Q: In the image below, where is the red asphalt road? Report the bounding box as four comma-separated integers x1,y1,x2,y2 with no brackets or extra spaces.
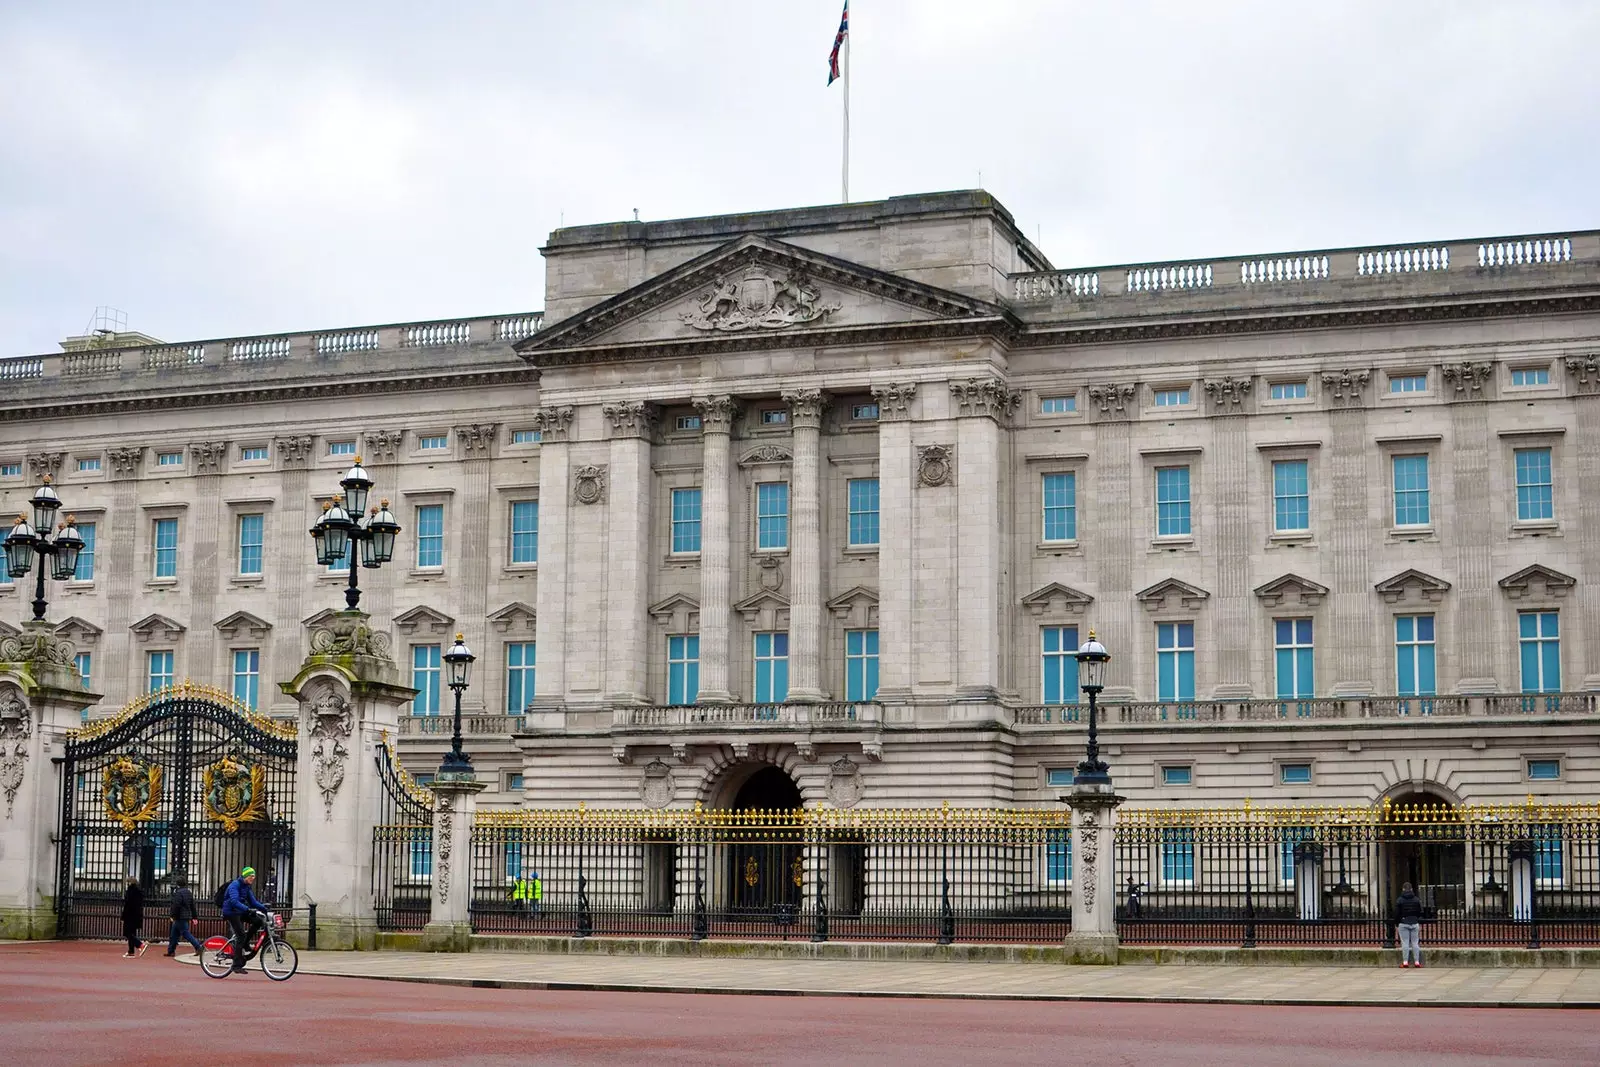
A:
3,942,1598,1067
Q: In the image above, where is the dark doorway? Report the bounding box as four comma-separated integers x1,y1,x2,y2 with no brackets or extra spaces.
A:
725,766,803,921
1382,791,1467,916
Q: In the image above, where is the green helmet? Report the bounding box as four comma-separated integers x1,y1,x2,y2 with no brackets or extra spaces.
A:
241,866,256,877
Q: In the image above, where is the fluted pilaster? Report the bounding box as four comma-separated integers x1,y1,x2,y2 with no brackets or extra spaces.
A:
783,389,827,701
694,395,738,703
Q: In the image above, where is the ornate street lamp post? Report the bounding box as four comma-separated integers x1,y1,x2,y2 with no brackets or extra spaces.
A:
1073,631,1111,786
308,458,400,610
3,476,87,622
439,633,476,776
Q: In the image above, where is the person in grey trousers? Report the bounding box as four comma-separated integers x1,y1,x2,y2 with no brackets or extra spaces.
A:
1394,881,1424,968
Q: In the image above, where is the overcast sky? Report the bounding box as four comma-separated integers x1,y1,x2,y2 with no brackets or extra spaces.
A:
2,1,1596,356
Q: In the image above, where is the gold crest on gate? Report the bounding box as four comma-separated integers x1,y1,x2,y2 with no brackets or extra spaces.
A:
103,755,163,832
203,754,267,833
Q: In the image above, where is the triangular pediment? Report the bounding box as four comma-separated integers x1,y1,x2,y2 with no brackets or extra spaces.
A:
0,620,19,639
826,585,879,625
647,593,700,619
215,611,272,640
488,601,538,633
130,613,186,641
1253,573,1330,608
302,608,340,630
54,616,104,645
394,604,455,636
1375,568,1451,604
826,586,879,612
734,588,791,613
517,236,1010,364
1020,582,1094,617
1136,577,1211,612
1497,563,1576,600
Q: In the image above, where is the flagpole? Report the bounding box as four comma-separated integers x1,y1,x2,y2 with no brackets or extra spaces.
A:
841,34,850,203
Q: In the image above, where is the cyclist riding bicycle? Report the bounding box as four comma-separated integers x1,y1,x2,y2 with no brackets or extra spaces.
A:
221,866,270,973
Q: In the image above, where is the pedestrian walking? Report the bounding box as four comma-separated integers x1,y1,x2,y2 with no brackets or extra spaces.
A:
1394,881,1424,968
121,878,149,958
163,879,204,957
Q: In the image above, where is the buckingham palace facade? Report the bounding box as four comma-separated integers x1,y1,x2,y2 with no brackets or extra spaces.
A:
3,191,1597,815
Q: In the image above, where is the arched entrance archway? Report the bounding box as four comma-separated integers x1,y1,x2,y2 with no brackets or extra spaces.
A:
1381,787,1467,919
710,763,804,921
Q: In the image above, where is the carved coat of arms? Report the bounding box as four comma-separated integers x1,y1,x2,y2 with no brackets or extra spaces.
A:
680,266,841,332
104,755,163,832
203,754,267,833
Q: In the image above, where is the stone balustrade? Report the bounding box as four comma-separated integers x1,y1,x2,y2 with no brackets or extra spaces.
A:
0,311,544,381
1010,229,1590,304
1011,693,1595,730
611,702,881,729
397,713,528,736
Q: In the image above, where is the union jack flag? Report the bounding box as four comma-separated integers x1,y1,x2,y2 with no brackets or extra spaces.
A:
827,1,849,85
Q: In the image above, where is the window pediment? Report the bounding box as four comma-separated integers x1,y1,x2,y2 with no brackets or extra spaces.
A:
1136,577,1210,612
1253,573,1329,608
215,611,272,641
826,585,879,627
1497,563,1575,601
55,616,104,646
648,593,700,632
394,605,455,636
488,602,538,634
1374,568,1451,604
1020,582,1094,617
130,613,186,642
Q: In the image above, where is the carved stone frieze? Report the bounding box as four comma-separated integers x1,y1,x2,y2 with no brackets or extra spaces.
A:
308,611,394,663
276,435,315,466
434,796,453,905
602,401,657,439
826,756,862,808
1320,369,1371,405
679,265,840,332
189,441,228,474
1087,384,1137,418
1565,354,1600,393
948,377,1021,421
870,382,917,422
572,465,608,505
363,429,405,462
916,444,953,488
1441,361,1495,398
1203,376,1253,411
0,687,30,816
27,452,64,478
640,759,674,809
306,688,354,818
531,407,575,443
455,423,499,458
740,444,792,466
0,625,77,667
691,395,740,434
1079,823,1100,911
781,389,826,429
107,446,145,478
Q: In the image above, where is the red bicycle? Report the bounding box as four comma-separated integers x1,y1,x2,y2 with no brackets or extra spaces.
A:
200,911,299,981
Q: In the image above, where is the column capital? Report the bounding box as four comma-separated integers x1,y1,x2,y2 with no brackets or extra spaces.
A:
363,429,405,463
453,423,500,458
692,394,740,434
781,389,826,430
871,382,918,422
1565,354,1600,395
531,406,575,442
188,440,228,474
602,400,658,439
276,435,315,467
948,376,1021,421
106,446,144,480
1319,368,1371,406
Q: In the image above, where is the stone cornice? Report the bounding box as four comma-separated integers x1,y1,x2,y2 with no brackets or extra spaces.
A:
0,367,543,425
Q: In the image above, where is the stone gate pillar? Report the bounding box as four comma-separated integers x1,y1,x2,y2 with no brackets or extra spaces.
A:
423,774,486,951
280,610,415,949
0,623,101,939
1063,781,1124,964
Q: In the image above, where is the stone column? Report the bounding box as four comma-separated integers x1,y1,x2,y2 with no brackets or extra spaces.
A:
1444,366,1496,691
272,436,315,705
1322,371,1377,695
187,441,228,685
423,775,485,951
280,611,416,949
0,624,101,939
1063,781,1124,964
529,407,574,708
602,402,655,704
1204,379,1252,698
454,424,499,713
871,384,917,702
1085,386,1137,701
694,396,739,703
783,389,827,702
949,377,1019,701
1564,357,1600,688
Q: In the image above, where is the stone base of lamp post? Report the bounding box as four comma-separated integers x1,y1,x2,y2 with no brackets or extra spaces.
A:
281,610,417,950
1062,781,1125,965
0,623,101,940
423,773,485,952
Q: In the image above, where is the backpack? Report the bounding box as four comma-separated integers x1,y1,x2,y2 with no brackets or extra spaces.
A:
213,880,232,911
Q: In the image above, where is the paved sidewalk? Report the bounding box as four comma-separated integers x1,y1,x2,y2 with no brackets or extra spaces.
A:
186,949,1600,1007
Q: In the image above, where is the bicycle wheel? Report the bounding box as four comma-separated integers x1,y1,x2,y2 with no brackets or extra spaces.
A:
257,938,299,981
200,943,236,979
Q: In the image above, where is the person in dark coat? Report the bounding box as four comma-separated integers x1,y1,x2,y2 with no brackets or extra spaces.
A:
121,878,149,958
163,880,204,957
1394,881,1424,968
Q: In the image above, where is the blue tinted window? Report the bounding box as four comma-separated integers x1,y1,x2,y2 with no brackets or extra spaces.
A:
1274,618,1314,699
1280,763,1313,785
1042,473,1076,541
756,482,789,550
153,519,178,578
1156,467,1191,537
1046,829,1072,883
847,479,879,547
1518,611,1560,693
668,635,700,705
1514,448,1553,522
73,522,96,580
231,649,260,710
1393,455,1430,526
1161,765,1193,786
416,504,444,568
1269,382,1307,400
1041,626,1079,705
753,631,789,702
412,644,441,715
1272,460,1309,532
1527,759,1560,781
1157,622,1195,702
845,629,879,701
506,642,536,712
237,514,263,576
1395,615,1436,696
671,489,702,553
510,501,539,564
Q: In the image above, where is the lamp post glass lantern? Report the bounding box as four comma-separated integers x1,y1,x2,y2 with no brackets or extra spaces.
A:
1074,630,1111,785
439,633,476,775
307,458,400,610
2,476,89,622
